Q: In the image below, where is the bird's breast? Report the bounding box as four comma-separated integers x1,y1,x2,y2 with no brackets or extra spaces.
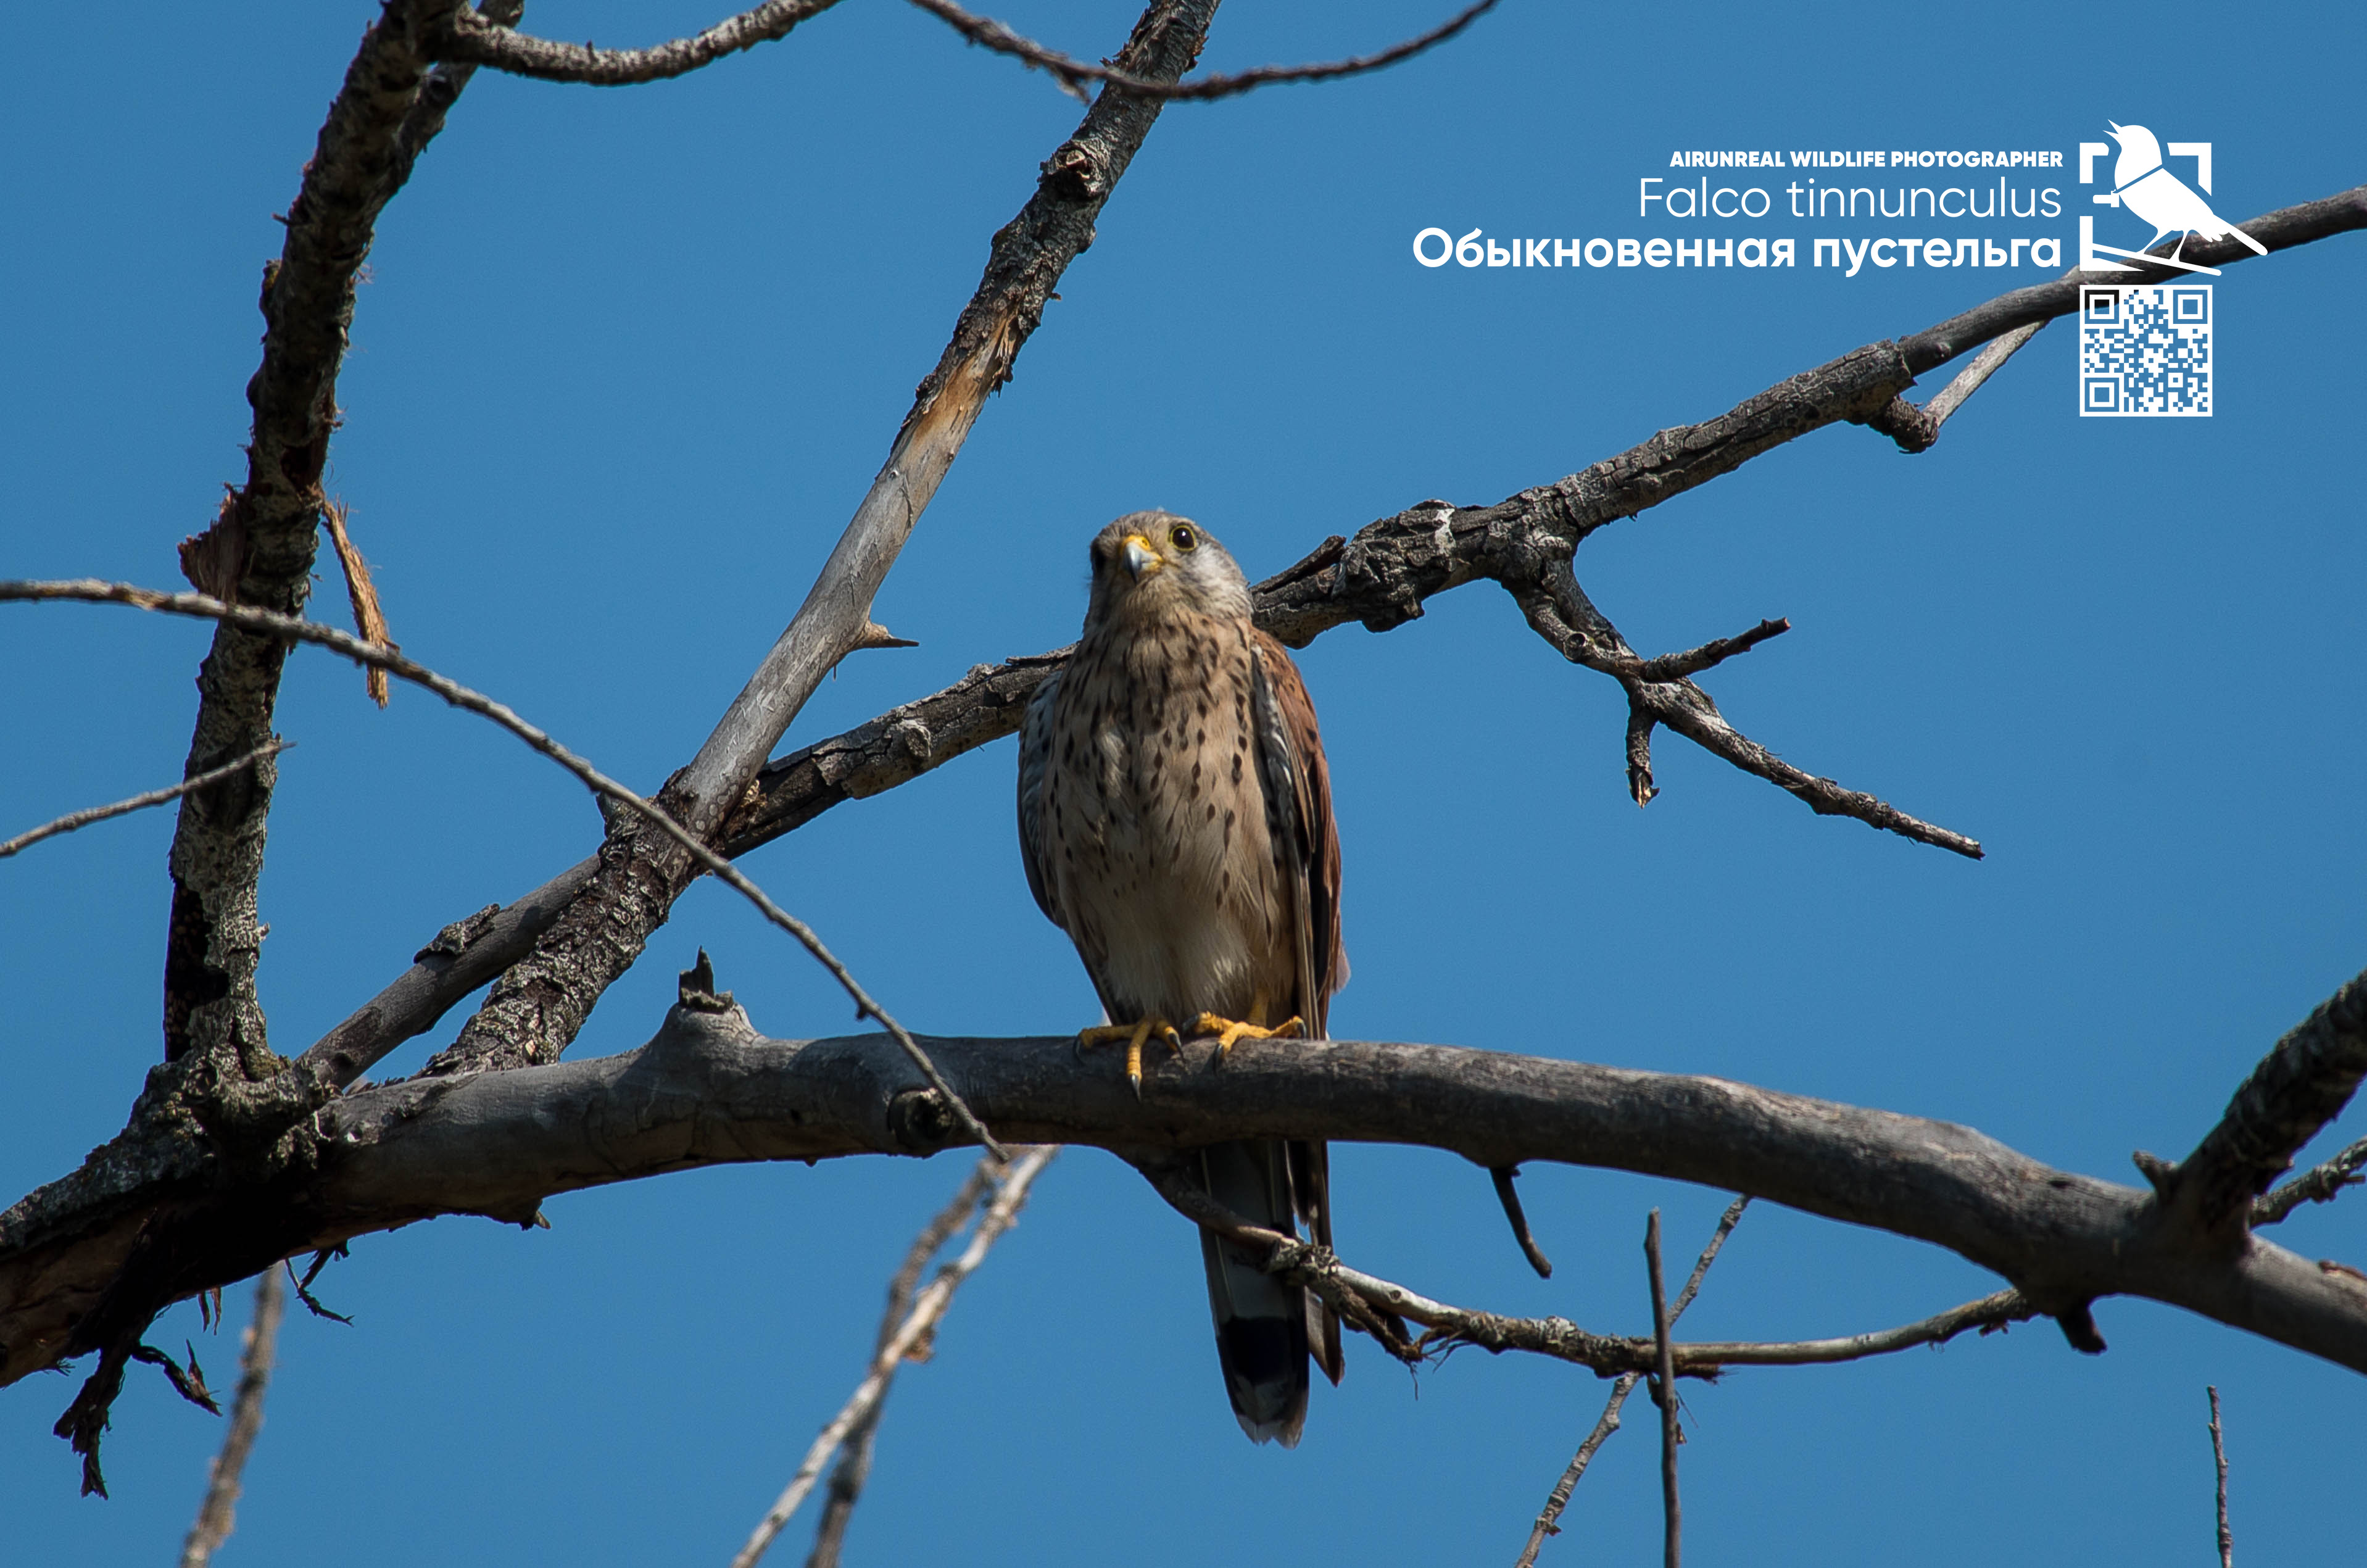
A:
1045,615,1283,1019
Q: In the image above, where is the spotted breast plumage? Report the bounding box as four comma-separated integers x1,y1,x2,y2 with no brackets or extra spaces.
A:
1017,512,1346,1445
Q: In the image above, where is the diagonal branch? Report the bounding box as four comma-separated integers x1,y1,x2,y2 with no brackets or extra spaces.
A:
0,579,1003,1160
177,1271,286,1568
707,180,2366,868
0,742,290,862
425,0,1222,1081
2152,968,2367,1235
731,1147,1055,1568
2253,1134,2367,1228
289,179,2367,1105
804,1160,1000,1568
1863,321,2047,454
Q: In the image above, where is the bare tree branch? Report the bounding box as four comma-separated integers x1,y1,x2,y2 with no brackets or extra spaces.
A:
1646,1211,1681,1568
731,1148,1055,1568
1517,1199,1747,1568
901,0,1497,102
159,0,492,1086
436,0,840,86
1864,321,2048,453
424,0,1223,1081
1899,186,2367,378
805,1161,1000,1568
12,973,2367,1456
705,180,2366,871
2147,968,2367,1235
439,0,1492,101
1513,562,1983,858
0,743,289,862
296,859,598,1090
1490,1166,1554,1279
0,579,1004,1161
1144,1164,2012,1379
2253,1134,2367,1227
177,1271,285,1568
2208,1385,2232,1568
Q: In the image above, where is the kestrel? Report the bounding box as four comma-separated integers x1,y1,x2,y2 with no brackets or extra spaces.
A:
1018,512,1347,1445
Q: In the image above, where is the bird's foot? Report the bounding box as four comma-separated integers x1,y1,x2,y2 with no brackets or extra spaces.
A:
1189,1013,1306,1056
1076,1016,1181,1097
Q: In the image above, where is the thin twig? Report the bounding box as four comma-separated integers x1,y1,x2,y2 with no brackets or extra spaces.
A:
901,0,1497,102
1490,1166,1554,1279
1147,1173,2020,1379
731,1147,1056,1568
1925,320,2047,429
0,579,1006,1161
1865,320,2050,454
1512,1374,1641,1568
806,1160,1000,1568
1646,1211,1681,1568
1517,1198,1747,1568
0,741,290,861
178,1271,286,1568
2252,1133,2367,1226
1621,617,1791,686
2208,1385,2232,1568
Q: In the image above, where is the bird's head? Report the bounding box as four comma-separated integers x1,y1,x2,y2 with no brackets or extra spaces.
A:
2107,122,2163,170
1084,511,1253,627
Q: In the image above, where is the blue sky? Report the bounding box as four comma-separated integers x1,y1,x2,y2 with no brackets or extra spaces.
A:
4,1,2362,1562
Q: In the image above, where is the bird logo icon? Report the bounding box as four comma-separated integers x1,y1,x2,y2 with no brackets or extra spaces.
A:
2081,123,2265,275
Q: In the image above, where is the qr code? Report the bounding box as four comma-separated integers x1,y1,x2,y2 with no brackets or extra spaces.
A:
2078,284,2212,417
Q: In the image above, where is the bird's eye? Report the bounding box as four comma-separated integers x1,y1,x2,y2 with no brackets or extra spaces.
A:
1171,525,1198,552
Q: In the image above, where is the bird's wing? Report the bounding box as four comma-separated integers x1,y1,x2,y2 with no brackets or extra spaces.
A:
1248,631,1346,1031
1014,666,1066,929
1248,629,1346,1385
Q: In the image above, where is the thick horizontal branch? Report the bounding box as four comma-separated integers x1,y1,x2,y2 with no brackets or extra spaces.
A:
15,985,2367,1391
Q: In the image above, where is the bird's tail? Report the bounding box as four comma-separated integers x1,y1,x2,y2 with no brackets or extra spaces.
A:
2225,223,2268,257
1196,1139,1321,1445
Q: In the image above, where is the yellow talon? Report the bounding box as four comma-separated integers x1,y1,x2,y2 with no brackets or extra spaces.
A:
1190,1013,1306,1055
1076,1016,1181,1095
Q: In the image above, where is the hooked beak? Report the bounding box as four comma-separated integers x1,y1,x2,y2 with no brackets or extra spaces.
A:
1122,534,1161,579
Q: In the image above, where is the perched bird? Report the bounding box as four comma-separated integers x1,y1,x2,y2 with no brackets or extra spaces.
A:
1018,512,1346,1445
2100,122,2266,262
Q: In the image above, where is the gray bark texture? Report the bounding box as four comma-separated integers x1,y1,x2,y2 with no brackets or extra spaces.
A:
418,0,1224,1080
9,966,2366,1399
